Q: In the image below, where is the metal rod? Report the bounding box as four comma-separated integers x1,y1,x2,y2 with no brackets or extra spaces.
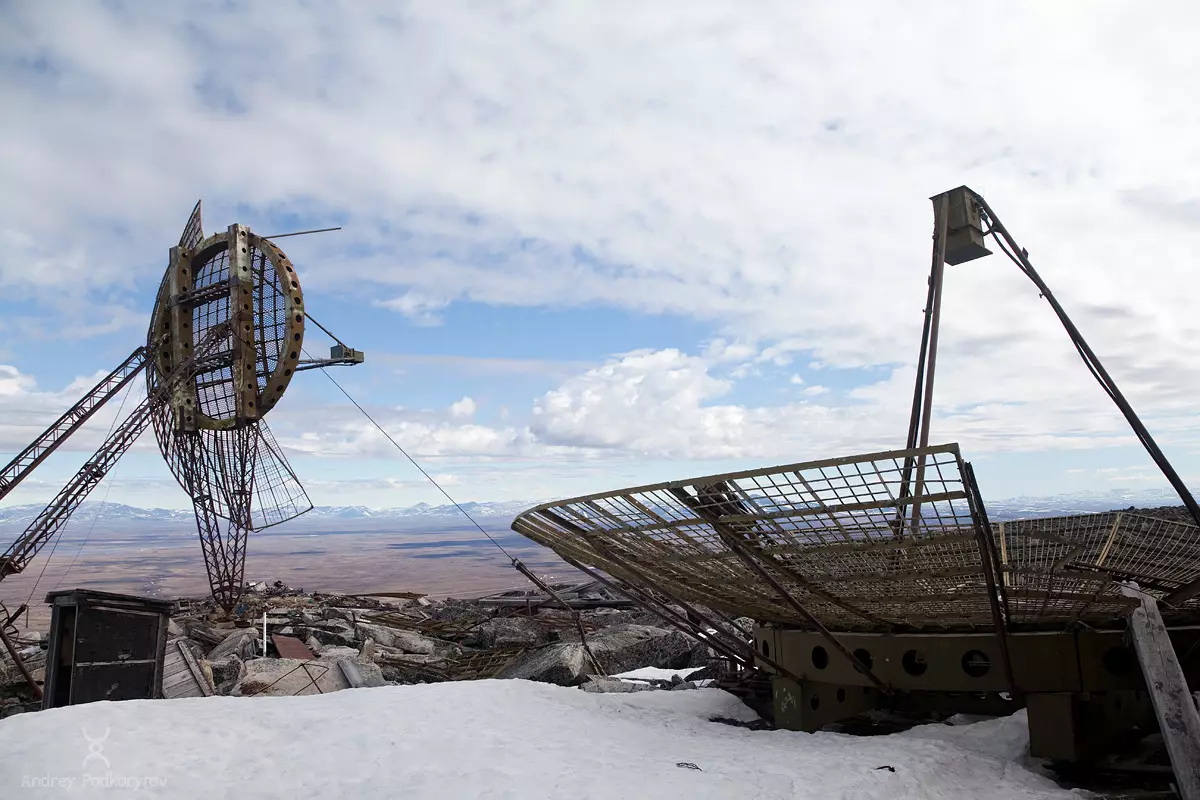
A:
559,554,800,680
262,227,342,240
670,489,891,693
963,461,1018,701
908,193,951,536
0,625,42,700
529,512,778,671
969,192,1200,600
304,313,348,348
511,559,605,676
894,216,945,536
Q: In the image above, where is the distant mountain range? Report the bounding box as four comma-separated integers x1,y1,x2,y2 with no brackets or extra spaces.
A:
982,488,1181,520
0,489,1184,527
0,500,539,526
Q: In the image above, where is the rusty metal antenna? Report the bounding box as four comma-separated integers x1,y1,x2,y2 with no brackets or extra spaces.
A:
0,200,366,614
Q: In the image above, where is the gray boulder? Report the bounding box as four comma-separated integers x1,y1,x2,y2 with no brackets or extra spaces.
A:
208,629,258,661
494,642,590,685
579,677,654,694
590,624,695,674
205,655,244,695
462,617,550,649
495,624,703,686
354,623,456,656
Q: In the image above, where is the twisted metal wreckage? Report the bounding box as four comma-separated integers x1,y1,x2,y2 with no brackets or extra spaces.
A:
510,187,1200,783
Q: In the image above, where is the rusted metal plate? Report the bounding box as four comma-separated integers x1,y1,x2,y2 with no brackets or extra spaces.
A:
271,634,314,660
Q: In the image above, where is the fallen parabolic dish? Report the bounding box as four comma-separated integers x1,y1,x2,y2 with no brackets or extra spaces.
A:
512,443,1200,633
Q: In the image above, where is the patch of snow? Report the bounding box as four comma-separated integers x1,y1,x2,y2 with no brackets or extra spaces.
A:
0,682,1074,799
611,665,706,682
897,709,1034,762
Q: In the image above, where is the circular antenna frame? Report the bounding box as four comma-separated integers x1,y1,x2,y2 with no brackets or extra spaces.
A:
147,228,305,430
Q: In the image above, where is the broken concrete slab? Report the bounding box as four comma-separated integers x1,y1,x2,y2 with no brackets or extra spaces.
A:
208,629,259,662
354,622,456,656
301,624,357,648
232,658,350,696
317,646,362,662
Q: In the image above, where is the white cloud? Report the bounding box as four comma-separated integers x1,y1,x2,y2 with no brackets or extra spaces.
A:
375,292,451,326
448,396,477,419
0,366,35,398
788,374,805,385
2,2,1200,505
802,385,829,397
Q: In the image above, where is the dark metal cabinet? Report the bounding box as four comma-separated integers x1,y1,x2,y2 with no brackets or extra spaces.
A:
42,589,172,709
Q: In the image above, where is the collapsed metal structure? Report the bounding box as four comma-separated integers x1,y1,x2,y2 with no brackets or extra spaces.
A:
0,202,363,617
512,187,1200,769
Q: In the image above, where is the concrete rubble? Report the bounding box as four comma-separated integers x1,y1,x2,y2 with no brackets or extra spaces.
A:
1,578,733,713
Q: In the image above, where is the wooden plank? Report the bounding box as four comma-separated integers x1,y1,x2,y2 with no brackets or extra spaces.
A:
161,657,190,679
176,640,212,697
1124,587,1200,799
162,669,197,691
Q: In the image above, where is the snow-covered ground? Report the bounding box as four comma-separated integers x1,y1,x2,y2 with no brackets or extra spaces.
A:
0,680,1077,799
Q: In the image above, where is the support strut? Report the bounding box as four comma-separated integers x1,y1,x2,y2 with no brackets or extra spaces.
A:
0,346,149,503
670,487,891,693
967,192,1200,602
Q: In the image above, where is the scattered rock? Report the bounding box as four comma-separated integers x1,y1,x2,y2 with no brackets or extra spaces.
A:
317,646,361,661
205,655,244,694
589,624,696,674
495,643,591,685
208,629,258,661
232,657,348,696
64,577,739,700
462,617,550,649
579,677,653,694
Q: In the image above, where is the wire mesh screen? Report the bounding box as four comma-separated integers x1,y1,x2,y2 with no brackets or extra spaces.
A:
192,247,237,420
513,444,1200,632
188,241,293,423
997,511,1200,626
179,200,203,250
514,444,996,631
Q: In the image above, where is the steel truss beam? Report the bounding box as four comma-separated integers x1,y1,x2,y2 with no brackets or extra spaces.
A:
0,323,231,582
0,347,149,503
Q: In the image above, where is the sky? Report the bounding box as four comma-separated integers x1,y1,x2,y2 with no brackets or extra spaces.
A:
1,1,1198,512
